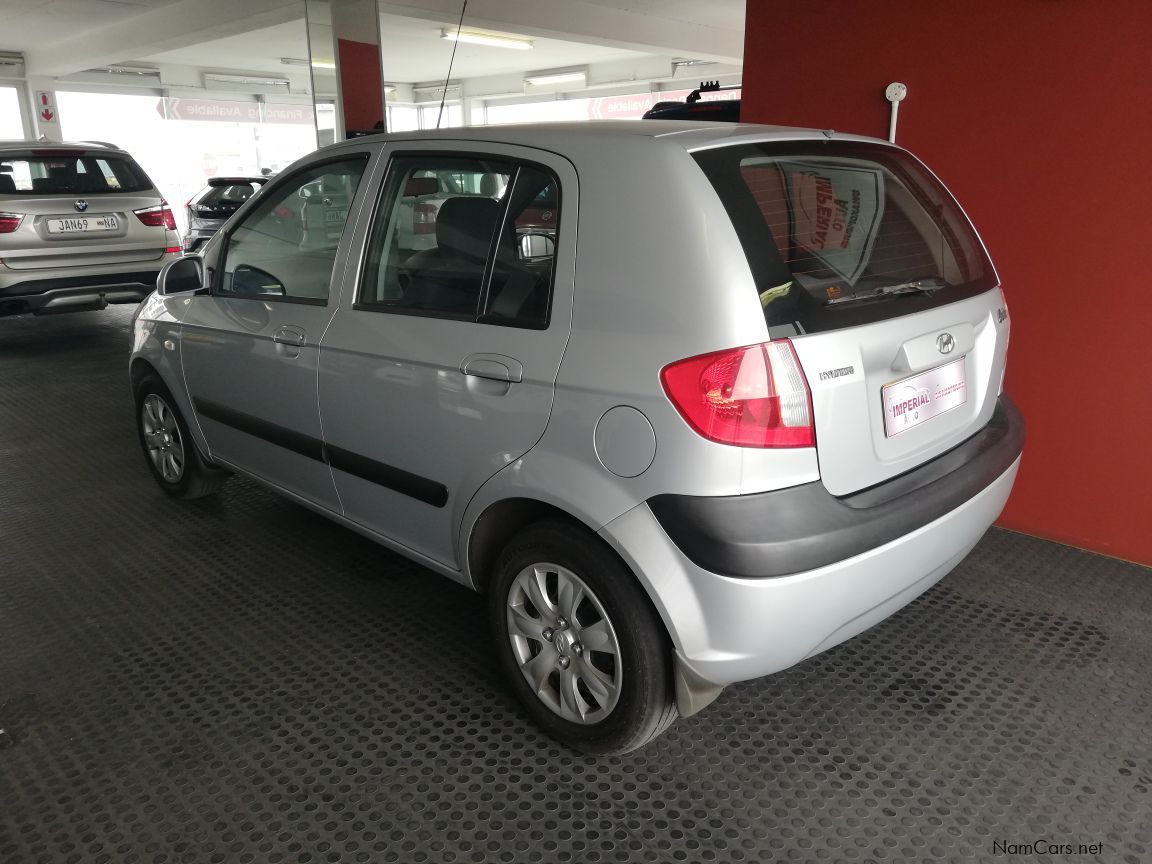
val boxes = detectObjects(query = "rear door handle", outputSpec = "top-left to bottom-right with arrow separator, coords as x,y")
273,325 -> 306,347
461,353 -> 523,383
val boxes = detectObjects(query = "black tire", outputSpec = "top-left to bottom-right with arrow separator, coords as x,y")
134,373 -> 227,499
489,519 -> 678,755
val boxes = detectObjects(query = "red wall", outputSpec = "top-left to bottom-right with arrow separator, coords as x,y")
742,1 -> 1152,564
337,38 -> 384,133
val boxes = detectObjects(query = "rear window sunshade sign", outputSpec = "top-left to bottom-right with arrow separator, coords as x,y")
782,161 -> 885,286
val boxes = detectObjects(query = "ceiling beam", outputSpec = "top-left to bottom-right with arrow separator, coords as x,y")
23,0 -> 305,78
377,0 -> 743,64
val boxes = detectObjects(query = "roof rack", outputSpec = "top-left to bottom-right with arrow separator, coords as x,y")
685,80 -> 741,104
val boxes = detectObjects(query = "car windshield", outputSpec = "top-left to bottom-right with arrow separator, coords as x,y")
0,152 -> 152,195
693,141 -> 997,335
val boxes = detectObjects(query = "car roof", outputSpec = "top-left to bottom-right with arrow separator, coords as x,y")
322,120 -> 886,158
205,176 -> 269,185
0,140 -> 130,156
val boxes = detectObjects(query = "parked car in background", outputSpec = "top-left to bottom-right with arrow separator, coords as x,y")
130,122 -> 1023,754
643,80 -> 741,122
183,176 -> 269,253
0,140 -> 180,318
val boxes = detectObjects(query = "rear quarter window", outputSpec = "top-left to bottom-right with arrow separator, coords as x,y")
693,141 -> 997,335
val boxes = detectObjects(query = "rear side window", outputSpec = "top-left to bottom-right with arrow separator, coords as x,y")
0,152 -> 152,195
357,154 -> 559,328
693,142 -> 996,335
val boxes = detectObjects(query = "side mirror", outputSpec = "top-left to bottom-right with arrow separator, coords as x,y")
518,231 -> 556,261
157,255 -> 204,296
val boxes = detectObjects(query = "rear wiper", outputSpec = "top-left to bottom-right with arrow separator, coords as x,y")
826,277 -> 948,306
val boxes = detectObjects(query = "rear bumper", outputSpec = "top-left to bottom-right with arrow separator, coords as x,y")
597,399 -> 1023,692
0,267 -> 169,317
649,397 -> 1024,578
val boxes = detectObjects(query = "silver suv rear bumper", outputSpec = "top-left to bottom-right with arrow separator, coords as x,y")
0,270 -> 163,317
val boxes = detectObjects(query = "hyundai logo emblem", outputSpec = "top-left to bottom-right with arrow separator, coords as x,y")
937,332 -> 956,354
74,200 -> 89,212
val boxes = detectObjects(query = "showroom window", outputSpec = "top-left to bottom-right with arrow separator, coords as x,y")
58,90 -> 321,233
0,87 -> 23,138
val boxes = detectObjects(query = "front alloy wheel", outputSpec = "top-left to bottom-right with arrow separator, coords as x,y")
140,393 -> 185,483
134,373 -> 227,499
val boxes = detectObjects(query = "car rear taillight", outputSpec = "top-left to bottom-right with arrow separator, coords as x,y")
661,339 -> 814,448
134,202 -> 177,230
164,245 -> 181,254
413,202 -> 437,235
0,213 -> 23,234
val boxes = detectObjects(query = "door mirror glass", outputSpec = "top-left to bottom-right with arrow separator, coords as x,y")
157,255 -> 204,296
518,231 -> 555,261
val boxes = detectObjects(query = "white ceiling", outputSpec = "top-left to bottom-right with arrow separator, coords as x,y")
1,0 -> 744,95
0,0 -> 182,48
143,14 -> 652,84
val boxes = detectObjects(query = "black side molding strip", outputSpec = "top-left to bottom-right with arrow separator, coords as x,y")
649,397 -> 1024,579
326,444 -> 448,508
193,398 -> 447,508
194,399 -> 325,462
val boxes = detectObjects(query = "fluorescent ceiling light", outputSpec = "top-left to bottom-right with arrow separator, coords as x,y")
0,52 -> 25,67
440,28 -> 533,50
412,82 -> 461,102
281,57 -> 336,69
524,70 -> 587,87
204,72 -> 291,88
88,65 -> 160,77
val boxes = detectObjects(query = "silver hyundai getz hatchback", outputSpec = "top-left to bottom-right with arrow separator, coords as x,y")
129,122 -> 1023,754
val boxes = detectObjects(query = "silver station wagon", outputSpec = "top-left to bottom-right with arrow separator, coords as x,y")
129,122 -> 1023,754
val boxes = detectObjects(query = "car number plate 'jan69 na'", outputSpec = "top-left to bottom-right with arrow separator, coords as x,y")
882,358 -> 967,437
46,215 -> 119,234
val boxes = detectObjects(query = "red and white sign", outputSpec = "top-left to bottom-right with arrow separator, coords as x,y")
156,98 -> 314,125
36,91 -> 58,125
166,98 -> 261,123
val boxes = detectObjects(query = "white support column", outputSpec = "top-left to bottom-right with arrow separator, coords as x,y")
11,79 -> 37,140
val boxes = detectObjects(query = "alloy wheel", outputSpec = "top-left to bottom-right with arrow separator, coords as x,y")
506,563 -> 623,724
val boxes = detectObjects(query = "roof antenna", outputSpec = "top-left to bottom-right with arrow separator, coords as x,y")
437,0 -> 468,129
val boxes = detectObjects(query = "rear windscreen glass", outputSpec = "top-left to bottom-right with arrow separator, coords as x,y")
693,142 -> 996,335
196,181 -> 264,213
0,153 -> 153,195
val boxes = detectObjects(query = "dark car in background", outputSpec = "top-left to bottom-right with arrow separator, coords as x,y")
642,81 -> 741,123
183,176 -> 269,253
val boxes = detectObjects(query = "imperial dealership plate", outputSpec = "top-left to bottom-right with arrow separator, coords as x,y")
882,357 -> 967,437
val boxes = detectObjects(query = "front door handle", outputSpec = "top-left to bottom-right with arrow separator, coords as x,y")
273,325 -> 307,347
461,353 -> 523,383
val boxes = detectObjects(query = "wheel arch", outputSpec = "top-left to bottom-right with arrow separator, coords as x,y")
130,356 -> 158,392
466,497 -> 585,594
